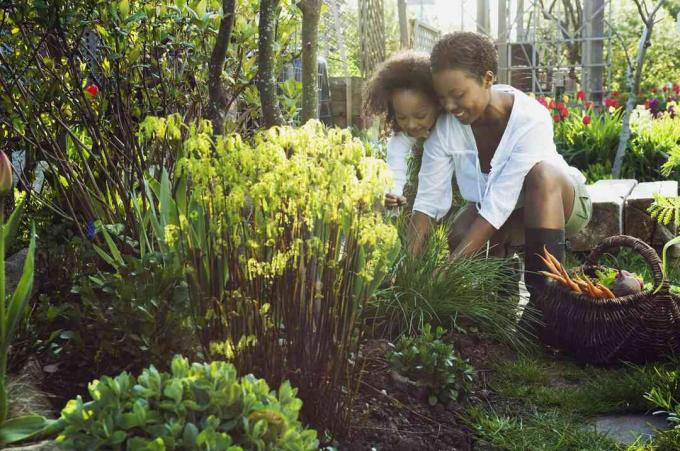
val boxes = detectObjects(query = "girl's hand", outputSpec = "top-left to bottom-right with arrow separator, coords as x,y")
385,193 -> 407,209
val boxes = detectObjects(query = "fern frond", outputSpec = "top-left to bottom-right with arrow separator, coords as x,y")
647,193 -> 680,227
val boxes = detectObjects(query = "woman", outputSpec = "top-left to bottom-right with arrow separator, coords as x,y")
362,51 -> 439,208
410,32 -> 592,309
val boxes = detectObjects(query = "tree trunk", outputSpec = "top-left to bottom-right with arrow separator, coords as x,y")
258,0 -> 284,127
298,0 -> 322,123
208,0 -> 236,134
398,0 -> 408,49
612,0 -> 665,178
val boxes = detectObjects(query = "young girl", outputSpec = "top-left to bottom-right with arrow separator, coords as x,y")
362,51 -> 439,208
410,32 -> 592,310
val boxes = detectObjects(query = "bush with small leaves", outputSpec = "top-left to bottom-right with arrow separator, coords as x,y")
388,324 -> 474,406
56,356 -> 318,450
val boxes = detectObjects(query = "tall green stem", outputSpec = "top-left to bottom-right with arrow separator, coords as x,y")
0,207 -> 7,423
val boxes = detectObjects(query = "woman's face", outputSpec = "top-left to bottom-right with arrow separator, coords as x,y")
432,68 -> 492,125
391,89 -> 438,139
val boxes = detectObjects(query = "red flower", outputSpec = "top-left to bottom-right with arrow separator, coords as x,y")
673,82 -> 679,94
582,115 -> 591,125
652,87 -> 657,94
576,90 -> 585,101
560,108 -> 569,118
537,96 -> 548,107
663,85 -> 669,93
553,113 -> 561,123
611,90 -> 620,97
604,98 -> 620,109
85,83 -> 99,97
584,101 -> 594,110
549,100 -> 557,109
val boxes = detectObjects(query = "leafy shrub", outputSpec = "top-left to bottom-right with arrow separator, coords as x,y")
0,0 -> 301,236
553,106 -> 622,182
57,355 -> 318,450
388,324 -> 474,406
551,99 -> 680,182
72,247 -> 192,372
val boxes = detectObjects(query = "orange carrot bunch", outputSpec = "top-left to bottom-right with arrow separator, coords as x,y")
538,246 -> 615,299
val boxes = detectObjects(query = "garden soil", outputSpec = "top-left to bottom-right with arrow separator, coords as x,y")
339,334 -> 511,450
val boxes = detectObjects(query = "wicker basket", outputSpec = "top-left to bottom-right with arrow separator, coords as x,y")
536,235 -> 680,364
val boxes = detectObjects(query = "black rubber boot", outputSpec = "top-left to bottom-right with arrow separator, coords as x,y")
518,228 -> 566,338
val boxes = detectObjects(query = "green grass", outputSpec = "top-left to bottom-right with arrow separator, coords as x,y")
465,351 -> 674,450
491,357 -> 666,416
466,406 -> 620,450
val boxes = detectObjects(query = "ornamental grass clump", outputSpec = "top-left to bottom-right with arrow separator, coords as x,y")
371,214 -> 528,347
140,119 -> 400,435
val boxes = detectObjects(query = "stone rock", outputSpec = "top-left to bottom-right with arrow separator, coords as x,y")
624,181 -> 678,244
568,179 -> 638,252
592,413 -> 668,445
5,248 -> 37,295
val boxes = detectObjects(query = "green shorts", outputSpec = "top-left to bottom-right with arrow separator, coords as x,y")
565,181 -> 592,237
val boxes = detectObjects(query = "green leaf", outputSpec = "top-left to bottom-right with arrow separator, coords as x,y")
0,415 -> 59,445
159,169 -> 171,231
125,11 -> 147,24
182,422 -> 198,447
98,222 -> 125,268
163,380 -> 183,403
6,224 -> 36,341
92,244 -> 117,269
3,196 -> 26,249
658,235 -> 680,293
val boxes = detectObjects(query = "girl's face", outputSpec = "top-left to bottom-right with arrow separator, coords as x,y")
432,68 -> 493,125
391,89 -> 438,139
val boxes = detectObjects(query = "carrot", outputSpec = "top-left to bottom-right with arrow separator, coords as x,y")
597,283 -> 616,299
538,254 -> 561,276
544,246 -> 572,282
539,271 -> 567,284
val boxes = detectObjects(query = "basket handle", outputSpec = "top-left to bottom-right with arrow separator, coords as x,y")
584,235 -> 667,293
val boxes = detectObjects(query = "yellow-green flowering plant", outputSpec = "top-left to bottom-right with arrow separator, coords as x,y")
139,119 -> 400,434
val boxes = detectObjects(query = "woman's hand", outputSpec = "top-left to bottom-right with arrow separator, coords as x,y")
384,193 -> 407,209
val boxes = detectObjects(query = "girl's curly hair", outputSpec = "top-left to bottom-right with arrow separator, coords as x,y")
362,51 -> 437,133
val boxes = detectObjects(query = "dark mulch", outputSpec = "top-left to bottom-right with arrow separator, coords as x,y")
339,334 -> 511,450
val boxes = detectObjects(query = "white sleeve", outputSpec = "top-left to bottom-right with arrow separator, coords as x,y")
478,116 -> 555,229
412,125 -> 455,220
385,133 -> 414,197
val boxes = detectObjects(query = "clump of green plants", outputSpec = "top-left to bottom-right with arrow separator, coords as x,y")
641,363 -> 680,450
72,244 -> 193,372
56,355 -> 318,450
372,214 -> 526,345
138,118 -> 400,434
388,324 -> 474,406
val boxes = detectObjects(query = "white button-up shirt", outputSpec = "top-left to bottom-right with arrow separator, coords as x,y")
412,84 -> 586,230
386,133 -> 417,197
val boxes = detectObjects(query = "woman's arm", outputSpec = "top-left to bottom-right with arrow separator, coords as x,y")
449,212 -> 497,259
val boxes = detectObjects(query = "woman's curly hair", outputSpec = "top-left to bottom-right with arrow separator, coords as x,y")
362,51 -> 437,133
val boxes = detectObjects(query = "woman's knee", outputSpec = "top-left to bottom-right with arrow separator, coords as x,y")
524,161 -> 562,195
